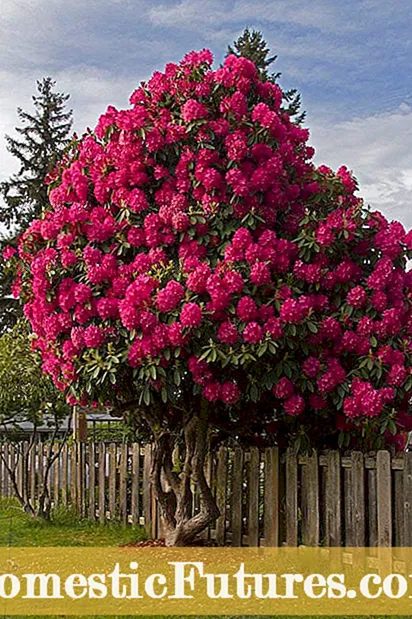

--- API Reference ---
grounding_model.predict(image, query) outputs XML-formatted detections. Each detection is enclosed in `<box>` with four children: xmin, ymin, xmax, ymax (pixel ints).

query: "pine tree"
<box><xmin>0</xmin><ymin>78</ymin><xmax>72</xmax><ymax>332</ymax></box>
<box><xmin>0</xmin><ymin>77</ymin><xmax>73</xmax><ymax>233</ymax></box>
<box><xmin>227</xmin><ymin>28</ymin><xmax>306</xmax><ymax>125</ymax></box>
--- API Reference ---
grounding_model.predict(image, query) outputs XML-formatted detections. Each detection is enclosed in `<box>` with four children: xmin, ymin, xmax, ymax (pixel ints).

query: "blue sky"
<box><xmin>1</xmin><ymin>0</ymin><xmax>411</xmax><ymax>228</ymax></box>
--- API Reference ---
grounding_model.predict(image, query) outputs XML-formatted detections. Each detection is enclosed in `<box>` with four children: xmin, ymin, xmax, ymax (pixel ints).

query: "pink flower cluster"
<box><xmin>8</xmin><ymin>48</ymin><xmax>412</xmax><ymax>449</ymax></box>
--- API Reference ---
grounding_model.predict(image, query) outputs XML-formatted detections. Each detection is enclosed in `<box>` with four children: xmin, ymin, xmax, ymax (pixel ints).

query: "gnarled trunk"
<box><xmin>150</xmin><ymin>412</ymin><xmax>219</xmax><ymax>546</ymax></box>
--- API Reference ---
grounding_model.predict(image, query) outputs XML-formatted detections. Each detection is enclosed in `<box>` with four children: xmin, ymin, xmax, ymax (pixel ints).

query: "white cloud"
<box><xmin>149</xmin><ymin>0</ymin><xmax>340</xmax><ymax>32</ymax></box>
<box><xmin>310</xmin><ymin>104</ymin><xmax>412</xmax><ymax>230</ymax></box>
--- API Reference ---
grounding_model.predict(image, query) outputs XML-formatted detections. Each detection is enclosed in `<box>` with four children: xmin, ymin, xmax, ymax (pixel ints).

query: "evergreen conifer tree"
<box><xmin>227</xmin><ymin>28</ymin><xmax>306</xmax><ymax>124</ymax></box>
<box><xmin>0</xmin><ymin>78</ymin><xmax>72</xmax><ymax>332</ymax></box>
<box><xmin>0</xmin><ymin>77</ymin><xmax>73</xmax><ymax>231</ymax></box>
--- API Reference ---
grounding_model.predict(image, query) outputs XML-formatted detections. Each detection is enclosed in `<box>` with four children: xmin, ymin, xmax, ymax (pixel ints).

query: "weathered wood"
<box><xmin>98</xmin><ymin>443</ymin><xmax>106</xmax><ymax>524</ymax></box>
<box><xmin>70</xmin><ymin>444</ymin><xmax>76</xmax><ymax>507</ymax></box>
<box><xmin>61</xmin><ymin>444</ymin><xmax>68</xmax><ymax>507</ymax></box>
<box><xmin>16</xmin><ymin>445</ymin><xmax>23</xmax><ymax>498</ymax></box>
<box><xmin>88</xmin><ymin>442</ymin><xmax>96</xmax><ymax>520</ymax></box>
<box><xmin>247</xmin><ymin>447</ymin><xmax>260</xmax><ymax>547</ymax></box>
<box><xmin>119</xmin><ymin>443</ymin><xmax>128</xmax><ymax>525</ymax></box>
<box><xmin>76</xmin><ymin>442</ymin><xmax>85</xmax><ymax>515</ymax></box>
<box><xmin>344</xmin><ymin>467</ymin><xmax>353</xmax><ymax>547</ymax></box>
<box><xmin>108</xmin><ymin>443</ymin><xmax>117</xmax><ymax>520</ymax></box>
<box><xmin>368</xmin><ymin>468</ymin><xmax>378</xmax><ymax>548</ymax></box>
<box><xmin>285</xmin><ymin>449</ymin><xmax>298</xmax><ymax>546</ymax></box>
<box><xmin>404</xmin><ymin>452</ymin><xmax>412</xmax><ymax>547</ymax></box>
<box><xmin>9</xmin><ymin>445</ymin><xmax>15</xmax><ymax>497</ymax></box>
<box><xmin>29</xmin><ymin>443</ymin><xmax>36</xmax><ymax>504</ymax></box>
<box><xmin>38</xmin><ymin>443</ymin><xmax>44</xmax><ymax>501</ymax></box>
<box><xmin>231</xmin><ymin>447</ymin><xmax>244</xmax><ymax>547</ymax></box>
<box><xmin>0</xmin><ymin>441</ymin><xmax>411</xmax><ymax>549</ymax></box>
<box><xmin>53</xmin><ymin>445</ymin><xmax>60</xmax><ymax>505</ymax></box>
<box><xmin>142</xmin><ymin>445</ymin><xmax>152</xmax><ymax>536</ymax></box>
<box><xmin>264</xmin><ymin>447</ymin><xmax>279</xmax><ymax>547</ymax></box>
<box><xmin>351</xmin><ymin>452</ymin><xmax>365</xmax><ymax>547</ymax></box>
<box><xmin>301</xmin><ymin>450</ymin><xmax>319</xmax><ymax>546</ymax></box>
<box><xmin>376</xmin><ymin>450</ymin><xmax>392</xmax><ymax>547</ymax></box>
<box><xmin>200</xmin><ymin>453</ymin><xmax>213</xmax><ymax>542</ymax></box>
<box><xmin>215</xmin><ymin>446</ymin><xmax>228</xmax><ymax>546</ymax></box>
<box><xmin>326</xmin><ymin>450</ymin><xmax>341</xmax><ymax>547</ymax></box>
<box><xmin>131</xmin><ymin>443</ymin><xmax>140</xmax><ymax>526</ymax></box>
<box><xmin>394</xmin><ymin>467</ymin><xmax>405</xmax><ymax>547</ymax></box>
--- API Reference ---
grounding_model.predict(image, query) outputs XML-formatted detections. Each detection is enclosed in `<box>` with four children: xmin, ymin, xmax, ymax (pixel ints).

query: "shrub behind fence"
<box><xmin>0</xmin><ymin>441</ymin><xmax>411</xmax><ymax>547</ymax></box>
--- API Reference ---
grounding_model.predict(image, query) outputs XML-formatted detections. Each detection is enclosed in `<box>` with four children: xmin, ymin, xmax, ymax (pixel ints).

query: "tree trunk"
<box><xmin>150</xmin><ymin>413</ymin><xmax>220</xmax><ymax>546</ymax></box>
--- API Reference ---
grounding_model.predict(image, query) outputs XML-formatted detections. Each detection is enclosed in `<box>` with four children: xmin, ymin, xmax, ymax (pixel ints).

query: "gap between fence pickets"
<box><xmin>0</xmin><ymin>442</ymin><xmax>410</xmax><ymax>548</ymax></box>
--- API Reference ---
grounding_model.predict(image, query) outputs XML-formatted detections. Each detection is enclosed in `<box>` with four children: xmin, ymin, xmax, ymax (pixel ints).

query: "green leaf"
<box><xmin>250</xmin><ymin>383</ymin><xmax>259</xmax><ymax>402</ymax></box>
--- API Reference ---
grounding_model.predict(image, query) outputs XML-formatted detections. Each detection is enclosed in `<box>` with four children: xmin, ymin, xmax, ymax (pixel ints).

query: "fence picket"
<box><xmin>0</xmin><ymin>441</ymin><xmax>409</xmax><ymax>549</ymax></box>
<box><xmin>3</xmin><ymin>444</ymin><xmax>9</xmax><ymax>496</ymax></box>
<box><xmin>326</xmin><ymin>450</ymin><xmax>341</xmax><ymax>547</ymax></box>
<box><xmin>301</xmin><ymin>450</ymin><xmax>319</xmax><ymax>546</ymax></box>
<box><xmin>119</xmin><ymin>443</ymin><xmax>128</xmax><ymax>525</ymax></box>
<box><xmin>231</xmin><ymin>447</ymin><xmax>244</xmax><ymax>547</ymax></box>
<box><xmin>88</xmin><ymin>442</ymin><xmax>96</xmax><ymax>520</ymax></box>
<box><xmin>215</xmin><ymin>446</ymin><xmax>228</xmax><ymax>546</ymax></box>
<box><xmin>53</xmin><ymin>445</ymin><xmax>60</xmax><ymax>506</ymax></box>
<box><xmin>404</xmin><ymin>452</ymin><xmax>412</xmax><ymax>547</ymax></box>
<box><xmin>131</xmin><ymin>443</ymin><xmax>140</xmax><ymax>526</ymax></box>
<box><xmin>108</xmin><ymin>443</ymin><xmax>117</xmax><ymax>520</ymax></box>
<box><xmin>142</xmin><ymin>445</ymin><xmax>153</xmax><ymax>538</ymax></box>
<box><xmin>264</xmin><ymin>447</ymin><xmax>279</xmax><ymax>547</ymax></box>
<box><xmin>61</xmin><ymin>444</ymin><xmax>68</xmax><ymax>507</ymax></box>
<box><xmin>247</xmin><ymin>447</ymin><xmax>260</xmax><ymax>547</ymax></box>
<box><xmin>29</xmin><ymin>442</ymin><xmax>36</xmax><ymax>504</ymax></box>
<box><xmin>285</xmin><ymin>449</ymin><xmax>298</xmax><ymax>546</ymax></box>
<box><xmin>98</xmin><ymin>443</ymin><xmax>106</xmax><ymax>524</ymax></box>
<box><xmin>70</xmin><ymin>444</ymin><xmax>76</xmax><ymax>507</ymax></box>
<box><xmin>376</xmin><ymin>450</ymin><xmax>392</xmax><ymax>547</ymax></box>
<box><xmin>368</xmin><ymin>468</ymin><xmax>378</xmax><ymax>548</ymax></box>
<box><xmin>351</xmin><ymin>452</ymin><xmax>365</xmax><ymax>547</ymax></box>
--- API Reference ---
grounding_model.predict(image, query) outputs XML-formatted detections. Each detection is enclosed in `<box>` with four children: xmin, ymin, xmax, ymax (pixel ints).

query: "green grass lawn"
<box><xmin>0</xmin><ymin>497</ymin><xmax>147</xmax><ymax>547</ymax></box>
<box><xmin>0</xmin><ymin>499</ymin><xmax>408</xmax><ymax>619</ymax></box>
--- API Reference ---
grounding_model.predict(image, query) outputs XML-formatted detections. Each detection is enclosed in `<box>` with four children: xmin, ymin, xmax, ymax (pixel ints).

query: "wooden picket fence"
<box><xmin>0</xmin><ymin>441</ymin><xmax>411</xmax><ymax>547</ymax></box>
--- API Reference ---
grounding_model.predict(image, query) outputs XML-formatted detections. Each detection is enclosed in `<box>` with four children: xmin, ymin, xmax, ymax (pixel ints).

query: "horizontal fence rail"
<box><xmin>0</xmin><ymin>441</ymin><xmax>411</xmax><ymax>547</ymax></box>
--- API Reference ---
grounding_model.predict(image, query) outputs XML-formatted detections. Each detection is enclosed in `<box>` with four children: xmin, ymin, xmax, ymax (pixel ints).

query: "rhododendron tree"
<box><xmin>7</xmin><ymin>50</ymin><xmax>412</xmax><ymax>544</ymax></box>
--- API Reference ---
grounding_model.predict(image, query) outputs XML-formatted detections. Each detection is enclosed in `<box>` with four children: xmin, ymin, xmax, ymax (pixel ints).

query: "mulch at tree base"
<box><xmin>121</xmin><ymin>538</ymin><xmax>218</xmax><ymax>547</ymax></box>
